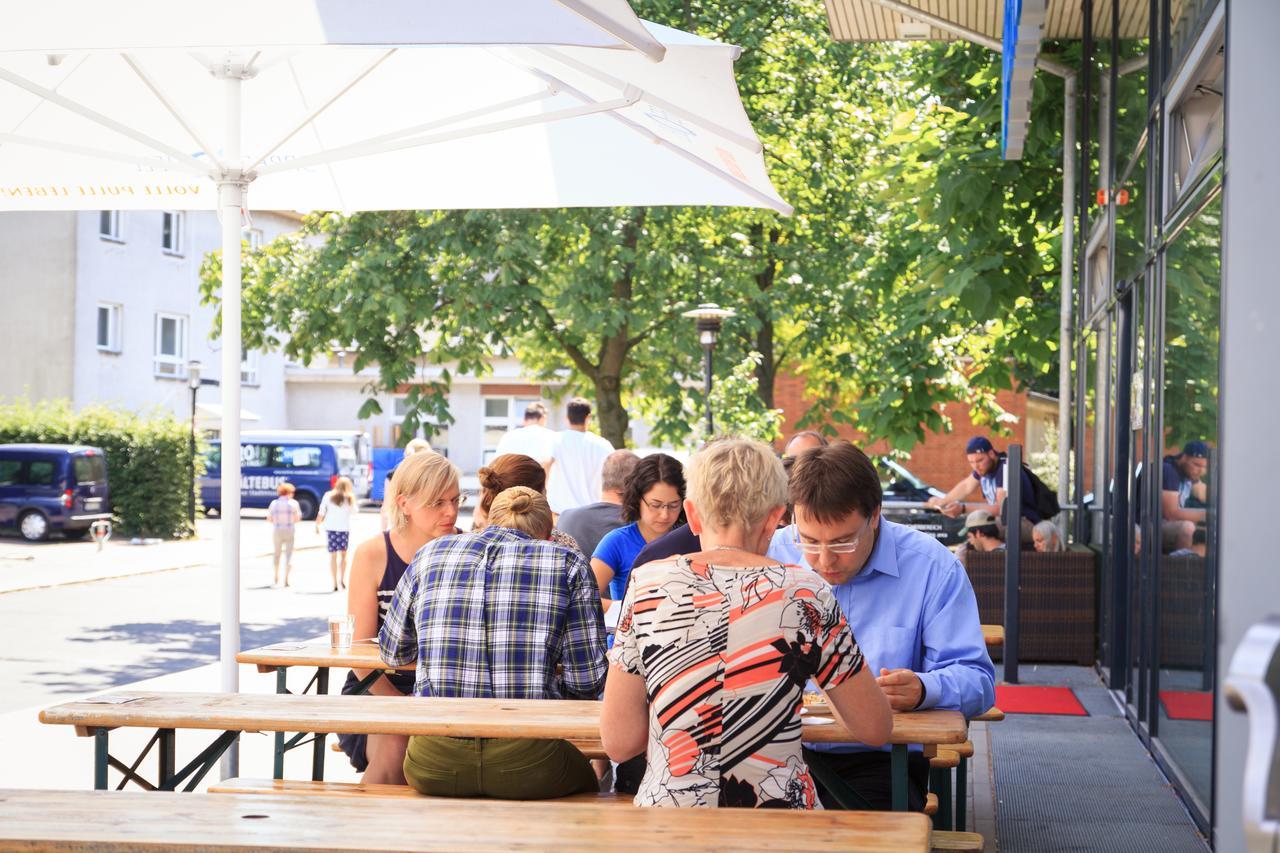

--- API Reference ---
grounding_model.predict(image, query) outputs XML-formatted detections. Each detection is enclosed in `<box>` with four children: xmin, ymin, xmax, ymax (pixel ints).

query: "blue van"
<box><xmin>201</xmin><ymin>439</ymin><xmax>354</xmax><ymax>520</ymax></box>
<box><xmin>0</xmin><ymin>444</ymin><xmax>112</xmax><ymax>541</ymax></box>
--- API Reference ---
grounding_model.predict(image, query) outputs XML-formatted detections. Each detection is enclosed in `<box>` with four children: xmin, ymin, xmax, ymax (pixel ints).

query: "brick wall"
<box><xmin>774</xmin><ymin>372</ymin><xmax>1057</xmax><ymax>491</ymax></box>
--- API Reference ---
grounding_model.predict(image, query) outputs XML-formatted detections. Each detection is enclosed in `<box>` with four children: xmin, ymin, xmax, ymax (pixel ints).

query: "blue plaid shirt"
<box><xmin>380</xmin><ymin>526</ymin><xmax>607</xmax><ymax>700</ymax></box>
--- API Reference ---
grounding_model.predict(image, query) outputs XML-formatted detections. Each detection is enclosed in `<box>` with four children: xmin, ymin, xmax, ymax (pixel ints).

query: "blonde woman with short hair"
<box><xmin>338</xmin><ymin>451</ymin><xmax>461</xmax><ymax>785</ymax></box>
<box><xmin>601</xmin><ymin>438</ymin><xmax>892</xmax><ymax>808</ymax></box>
<box><xmin>380</xmin><ymin>437</ymin><xmax>434</xmax><ymax>531</ymax></box>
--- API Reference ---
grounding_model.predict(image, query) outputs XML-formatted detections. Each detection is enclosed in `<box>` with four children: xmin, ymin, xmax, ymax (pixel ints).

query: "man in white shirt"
<box><xmin>546</xmin><ymin>397</ymin><xmax>615</xmax><ymax>514</ymax></box>
<box><xmin>494</xmin><ymin>402</ymin><xmax>556</xmax><ymax>466</ymax></box>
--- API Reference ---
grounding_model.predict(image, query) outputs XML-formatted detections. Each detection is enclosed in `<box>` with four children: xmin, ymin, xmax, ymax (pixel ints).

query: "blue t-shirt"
<box><xmin>1161</xmin><ymin>455</ymin><xmax>1193</xmax><ymax>508</ymax></box>
<box><xmin>592</xmin><ymin>522</ymin><xmax>647</xmax><ymax>601</ymax></box>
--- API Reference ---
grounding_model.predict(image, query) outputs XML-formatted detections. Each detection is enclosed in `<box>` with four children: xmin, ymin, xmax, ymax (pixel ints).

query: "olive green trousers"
<box><xmin>403</xmin><ymin>735</ymin><xmax>598</xmax><ymax>800</ymax></box>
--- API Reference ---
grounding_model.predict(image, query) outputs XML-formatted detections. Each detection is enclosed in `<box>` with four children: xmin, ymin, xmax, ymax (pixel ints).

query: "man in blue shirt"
<box><xmin>769</xmin><ymin>441</ymin><xmax>994</xmax><ymax>811</ymax></box>
<box><xmin>1158</xmin><ymin>440</ymin><xmax>1208</xmax><ymax>553</ymax></box>
<box><xmin>926</xmin><ymin>436</ymin><xmax>1041</xmax><ymax>549</ymax></box>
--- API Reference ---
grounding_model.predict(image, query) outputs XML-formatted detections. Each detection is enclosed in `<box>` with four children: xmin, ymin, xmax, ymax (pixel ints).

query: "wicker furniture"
<box><xmin>961</xmin><ymin>547</ymin><xmax>1098</xmax><ymax>665</ymax></box>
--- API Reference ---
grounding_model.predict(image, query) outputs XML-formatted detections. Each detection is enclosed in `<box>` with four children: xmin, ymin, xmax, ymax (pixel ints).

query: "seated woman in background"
<box><xmin>1032</xmin><ymin>519</ymin><xmax>1065</xmax><ymax>553</ymax></box>
<box><xmin>472</xmin><ymin>453</ymin><xmax>581</xmax><ymax>552</ymax></box>
<box><xmin>382</xmin><ymin>485</ymin><xmax>607</xmax><ymax>800</ymax></box>
<box><xmin>600</xmin><ymin>439</ymin><xmax>892</xmax><ymax>808</ymax></box>
<box><xmin>591</xmin><ymin>453</ymin><xmax>685</xmax><ymax>607</ymax></box>
<box><xmin>338</xmin><ymin>451</ymin><xmax>462</xmax><ymax>785</ymax></box>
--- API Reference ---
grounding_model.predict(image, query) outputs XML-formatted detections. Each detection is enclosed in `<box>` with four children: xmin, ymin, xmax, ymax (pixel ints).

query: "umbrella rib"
<box><xmin>246</xmin><ymin>49</ymin><xmax>397</xmax><ymax>174</ymax></box>
<box><xmin>0</xmin><ymin>66</ymin><xmax>214</xmax><ymax>179</ymax></box>
<box><xmin>0</xmin><ymin>131</ymin><xmax>201</xmax><ymax>175</ymax></box>
<box><xmin>122</xmin><ymin>54</ymin><xmax>226</xmax><ymax>174</ymax></box>
<box><xmin>528</xmin><ymin>47</ymin><xmax>764</xmax><ymax>154</ymax></box>
<box><xmin>256</xmin><ymin>90</ymin><xmax>636</xmax><ymax>178</ymax></box>
<box><xmin>552</xmin><ymin>0</ymin><xmax>666</xmax><ymax>62</ymax></box>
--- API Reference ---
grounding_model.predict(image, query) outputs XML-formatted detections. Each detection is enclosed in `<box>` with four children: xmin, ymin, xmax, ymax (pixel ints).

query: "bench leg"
<box><xmin>956</xmin><ymin>755</ymin><xmax>968</xmax><ymax>832</ymax></box>
<box><xmin>312</xmin><ymin>668</ymin><xmax>330</xmax><ymax>781</ymax></box>
<box><xmin>94</xmin><ymin>728</ymin><xmax>109</xmax><ymax>791</ymax></box>
<box><xmin>274</xmin><ymin>668</ymin><xmax>288</xmax><ymax>779</ymax></box>
<box><xmin>159</xmin><ymin>729</ymin><xmax>176</xmax><ymax>789</ymax></box>
<box><xmin>891</xmin><ymin>744</ymin><xmax>908</xmax><ymax>811</ymax></box>
<box><xmin>929</xmin><ymin>766</ymin><xmax>953</xmax><ymax>830</ymax></box>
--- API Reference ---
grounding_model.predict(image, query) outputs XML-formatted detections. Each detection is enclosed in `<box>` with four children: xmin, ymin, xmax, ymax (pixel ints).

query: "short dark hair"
<box><xmin>971</xmin><ymin>523</ymin><xmax>1002</xmax><ymax>540</ymax></box>
<box><xmin>566</xmin><ymin>397</ymin><xmax>592</xmax><ymax>426</ymax></box>
<box><xmin>788</xmin><ymin>441</ymin><xmax>882</xmax><ymax>523</ymax></box>
<box><xmin>524</xmin><ymin>402</ymin><xmax>548</xmax><ymax>422</ymax></box>
<box><xmin>621</xmin><ymin>453</ymin><xmax>686</xmax><ymax>523</ymax></box>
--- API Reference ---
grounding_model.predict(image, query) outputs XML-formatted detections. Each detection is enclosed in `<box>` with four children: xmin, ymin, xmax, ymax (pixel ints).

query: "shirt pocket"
<box><xmin>868</xmin><ymin>626</ymin><xmax>920</xmax><ymax>675</ymax></box>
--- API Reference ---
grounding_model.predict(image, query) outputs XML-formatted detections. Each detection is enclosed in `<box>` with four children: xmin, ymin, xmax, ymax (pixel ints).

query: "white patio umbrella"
<box><xmin>0</xmin><ymin>0</ymin><xmax>788</xmax><ymax>772</ymax></box>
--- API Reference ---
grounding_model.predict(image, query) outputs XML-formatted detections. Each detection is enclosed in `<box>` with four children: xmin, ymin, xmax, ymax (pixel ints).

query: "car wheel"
<box><xmin>19</xmin><ymin>511</ymin><xmax>49</xmax><ymax>542</ymax></box>
<box><xmin>296</xmin><ymin>493</ymin><xmax>318</xmax><ymax>521</ymax></box>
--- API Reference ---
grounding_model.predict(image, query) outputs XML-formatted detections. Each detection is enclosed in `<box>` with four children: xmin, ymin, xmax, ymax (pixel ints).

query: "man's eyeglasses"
<box><xmin>643</xmin><ymin>498</ymin><xmax>683</xmax><ymax>513</ymax></box>
<box><xmin>426</xmin><ymin>495</ymin><xmax>465</xmax><ymax>511</ymax></box>
<box><xmin>792</xmin><ymin>515</ymin><xmax>872</xmax><ymax>554</ymax></box>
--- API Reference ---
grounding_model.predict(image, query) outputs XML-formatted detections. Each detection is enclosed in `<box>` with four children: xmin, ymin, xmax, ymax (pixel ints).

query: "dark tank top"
<box><xmin>373</xmin><ymin>530</ymin><xmax>416</xmax><ymax>693</ymax></box>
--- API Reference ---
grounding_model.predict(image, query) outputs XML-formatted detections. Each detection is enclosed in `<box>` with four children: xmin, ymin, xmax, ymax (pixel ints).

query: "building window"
<box><xmin>153</xmin><ymin>313</ymin><xmax>187</xmax><ymax>377</ymax></box>
<box><xmin>96</xmin><ymin>303</ymin><xmax>122</xmax><ymax>353</ymax></box>
<box><xmin>248</xmin><ymin>228</ymin><xmax>264</xmax><ymax>250</ymax></box>
<box><xmin>240</xmin><ymin>348</ymin><xmax>260</xmax><ymax>386</ymax></box>
<box><xmin>480</xmin><ymin>396</ymin><xmax>542</xmax><ymax>464</ymax></box>
<box><xmin>161</xmin><ymin>211</ymin><xmax>185</xmax><ymax>256</ymax></box>
<box><xmin>98</xmin><ymin>211</ymin><xmax>123</xmax><ymax>242</ymax></box>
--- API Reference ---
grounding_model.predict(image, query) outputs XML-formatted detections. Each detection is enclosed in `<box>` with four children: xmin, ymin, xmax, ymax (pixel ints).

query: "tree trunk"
<box><xmin>752</xmin><ymin>224</ymin><xmax>781</xmax><ymax>408</ymax></box>
<box><xmin>754</xmin><ymin>310</ymin><xmax>777</xmax><ymax>408</ymax></box>
<box><xmin>593</xmin><ymin>372</ymin><xmax>629</xmax><ymax>448</ymax></box>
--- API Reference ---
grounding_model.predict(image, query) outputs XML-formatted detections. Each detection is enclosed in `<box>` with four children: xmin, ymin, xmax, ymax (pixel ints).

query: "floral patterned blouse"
<box><xmin>609</xmin><ymin>555</ymin><xmax>864</xmax><ymax>808</ymax></box>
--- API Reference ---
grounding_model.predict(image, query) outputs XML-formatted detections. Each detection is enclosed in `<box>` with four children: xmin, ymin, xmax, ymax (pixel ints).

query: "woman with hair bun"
<box><xmin>473</xmin><ymin>453</ymin><xmax>581</xmax><ymax>552</ymax></box>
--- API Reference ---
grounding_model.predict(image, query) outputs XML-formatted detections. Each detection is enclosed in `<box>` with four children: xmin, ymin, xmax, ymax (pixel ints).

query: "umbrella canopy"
<box><xmin>0</xmin><ymin>0</ymin><xmax>788</xmax><ymax>776</ymax></box>
<box><xmin>0</xmin><ymin>1</ymin><xmax>787</xmax><ymax>213</ymax></box>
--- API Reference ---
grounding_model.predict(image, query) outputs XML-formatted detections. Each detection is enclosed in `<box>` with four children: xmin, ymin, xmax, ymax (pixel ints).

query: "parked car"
<box><xmin>873</xmin><ymin>456</ymin><xmax>965</xmax><ymax>547</ymax></box>
<box><xmin>0</xmin><ymin>444</ymin><xmax>112</xmax><ymax>541</ymax></box>
<box><xmin>240</xmin><ymin>430</ymin><xmax>373</xmax><ymax>499</ymax></box>
<box><xmin>200</xmin><ymin>439</ymin><xmax>354</xmax><ymax>521</ymax></box>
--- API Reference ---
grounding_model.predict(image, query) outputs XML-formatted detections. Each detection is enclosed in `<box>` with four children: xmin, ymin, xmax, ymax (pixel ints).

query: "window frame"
<box><xmin>96</xmin><ymin>302</ymin><xmax>123</xmax><ymax>353</ymax></box>
<box><xmin>98</xmin><ymin>211</ymin><xmax>123</xmax><ymax>243</ymax></box>
<box><xmin>240</xmin><ymin>348</ymin><xmax>260</xmax><ymax>386</ymax></box>
<box><xmin>161</xmin><ymin>211</ymin><xmax>185</xmax><ymax>257</ymax></box>
<box><xmin>152</xmin><ymin>312</ymin><xmax>188</xmax><ymax>378</ymax></box>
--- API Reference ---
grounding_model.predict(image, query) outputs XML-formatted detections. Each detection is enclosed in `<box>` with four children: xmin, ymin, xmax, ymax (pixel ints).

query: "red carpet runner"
<box><xmin>1160</xmin><ymin>690</ymin><xmax>1214</xmax><ymax>721</ymax></box>
<box><xmin>994</xmin><ymin>685</ymin><xmax>1088</xmax><ymax>716</ymax></box>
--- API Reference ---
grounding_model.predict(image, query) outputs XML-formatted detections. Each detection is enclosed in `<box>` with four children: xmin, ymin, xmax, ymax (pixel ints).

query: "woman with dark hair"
<box><xmin>590</xmin><ymin>453</ymin><xmax>685</xmax><ymax>605</ymax></box>
<box><xmin>473</xmin><ymin>453</ymin><xmax>581</xmax><ymax>552</ymax></box>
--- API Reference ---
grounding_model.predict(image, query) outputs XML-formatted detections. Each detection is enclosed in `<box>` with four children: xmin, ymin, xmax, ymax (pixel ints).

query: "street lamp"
<box><xmin>681</xmin><ymin>303</ymin><xmax>736</xmax><ymax>436</ymax></box>
<box><xmin>187</xmin><ymin>361</ymin><xmax>220</xmax><ymax>526</ymax></box>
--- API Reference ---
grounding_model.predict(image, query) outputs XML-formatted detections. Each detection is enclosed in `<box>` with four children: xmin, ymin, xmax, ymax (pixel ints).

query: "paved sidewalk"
<box><xmin>0</xmin><ymin>508</ymin><xmax>385</xmax><ymax>594</ymax></box>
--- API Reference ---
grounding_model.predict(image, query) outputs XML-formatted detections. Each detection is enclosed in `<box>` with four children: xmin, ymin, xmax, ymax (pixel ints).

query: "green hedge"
<box><xmin>0</xmin><ymin>399</ymin><xmax>201</xmax><ymax>539</ymax></box>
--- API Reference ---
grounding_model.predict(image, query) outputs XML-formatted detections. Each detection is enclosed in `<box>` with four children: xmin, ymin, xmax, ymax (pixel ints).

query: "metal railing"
<box><xmin>1225</xmin><ymin>616</ymin><xmax>1280</xmax><ymax>853</ymax></box>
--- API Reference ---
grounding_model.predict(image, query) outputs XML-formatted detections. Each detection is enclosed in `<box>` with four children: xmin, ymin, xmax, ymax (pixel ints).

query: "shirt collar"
<box><xmin>857</xmin><ymin>517</ymin><xmax>900</xmax><ymax>579</ymax></box>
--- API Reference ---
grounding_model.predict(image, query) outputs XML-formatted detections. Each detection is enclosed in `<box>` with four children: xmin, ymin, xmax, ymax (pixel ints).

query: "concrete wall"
<box><xmin>0</xmin><ymin>212</ymin><xmax>77</xmax><ymax>401</ymax></box>
<box><xmin>1215</xmin><ymin>0</ymin><xmax>1280</xmax><ymax>849</ymax></box>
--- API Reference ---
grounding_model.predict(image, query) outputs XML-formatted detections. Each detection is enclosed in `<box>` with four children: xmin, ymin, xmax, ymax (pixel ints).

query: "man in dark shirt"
<box><xmin>555</xmin><ymin>450</ymin><xmax>638</xmax><ymax>558</ymax></box>
<box><xmin>1159</xmin><ymin>440</ymin><xmax>1209</xmax><ymax>553</ymax></box>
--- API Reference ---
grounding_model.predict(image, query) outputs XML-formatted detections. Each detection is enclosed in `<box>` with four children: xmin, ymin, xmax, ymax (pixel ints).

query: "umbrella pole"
<box><xmin>217</xmin><ymin>72</ymin><xmax>245</xmax><ymax>780</ymax></box>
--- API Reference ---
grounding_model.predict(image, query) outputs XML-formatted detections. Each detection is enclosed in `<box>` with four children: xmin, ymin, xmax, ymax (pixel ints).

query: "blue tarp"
<box><xmin>370</xmin><ymin>447</ymin><xmax>406</xmax><ymax>501</ymax></box>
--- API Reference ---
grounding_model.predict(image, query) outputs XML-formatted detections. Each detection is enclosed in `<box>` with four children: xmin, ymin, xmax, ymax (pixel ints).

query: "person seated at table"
<box><xmin>591</xmin><ymin>453</ymin><xmax>685</xmax><ymax>609</ymax></box>
<box><xmin>961</xmin><ymin>509</ymin><xmax>1006</xmax><ymax>552</ymax></box>
<box><xmin>381</xmin><ymin>486</ymin><xmax>607</xmax><ymax>800</ymax></box>
<box><xmin>600</xmin><ymin>439</ymin><xmax>892</xmax><ymax>808</ymax></box>
<box><xmin>1032</xmin><ymin>519</ymin><xmax>1065</xmax><ymax>553</ymax></box>
<box><xmin>769</xmin><ymin>441</ymin><xmax>995</xmax><ymax>812</ymax></box>
<box><xmin>471</xmin><ymin>452</ymin><xmax>581</xmax><ymax>552</ymax></box>
<box><xmin>339</xmin><ymin>451</ymin><xmax>462</xmax><ymax>785</ymax></box>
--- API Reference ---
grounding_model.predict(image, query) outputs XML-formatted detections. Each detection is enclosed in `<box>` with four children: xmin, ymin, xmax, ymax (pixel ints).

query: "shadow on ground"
<box><xmin>32</xmin><ymin>618</ymin><xmax>329</xmax><ymax>696</ymax></box>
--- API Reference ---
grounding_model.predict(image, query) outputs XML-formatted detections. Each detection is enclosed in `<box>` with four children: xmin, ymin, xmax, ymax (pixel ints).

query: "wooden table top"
<box><xmin>983</xmin><ymin>624</ymin><xmax>1004</xmax><ymax>646</ymax></box>
<box><xmin>0</xmin><ymin>789</ymin><xmax>932</xmax><ymax>852</ymax></box>
<box><xmin>40</xmin><ymin>692</ymin><xmax>967</xmax><ymax>747</ymax></box>
<box><xmin>237</xmin><ymin>639</ymin><xmax>413</xmax><ymax>672</ymax></box>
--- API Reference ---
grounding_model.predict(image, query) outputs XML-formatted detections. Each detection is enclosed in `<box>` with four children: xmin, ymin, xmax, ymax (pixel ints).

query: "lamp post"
<box><xmin>187</xmin><ymin>361</ymin><xmax>220</xmax><ymax>526</ymax></box>
<box><xmin>681</xmin><ymin>303</ymin><xmax>735</xmax><ymax>436</ymax></box>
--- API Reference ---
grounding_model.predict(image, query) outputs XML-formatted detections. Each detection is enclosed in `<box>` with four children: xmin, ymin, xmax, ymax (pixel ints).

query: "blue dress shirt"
<box><xmin>768</xmin><ymin>519</ymin><xmax>995</xmax><ymax>752</ymax></box>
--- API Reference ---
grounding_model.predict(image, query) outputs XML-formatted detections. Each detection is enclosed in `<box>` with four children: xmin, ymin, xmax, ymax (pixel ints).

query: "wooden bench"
<box><xmin>982</xmin><ymin>624</ymin><xmax>1004</xmax><ymax>648</ymax></box>
<box><xmin>931</xmin><ymin>830</ymin><xmax>985</xmax><ymax>851</ymax></box>
<box><xmin>0</xmin><ymin>788</ymin><xmax>935</xmax><ymax>852</ymax></box>
<box><xmin>40</xmin><ymin>691</ymin><xmax>967</xmax><ymax>813</ymax></box>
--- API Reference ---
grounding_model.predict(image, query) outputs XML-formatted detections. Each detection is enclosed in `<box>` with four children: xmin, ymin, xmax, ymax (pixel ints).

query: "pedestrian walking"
<box><xmin>266</xmin><ymin>482</ymin><xmax>302</xmax><ymax>587</ymax></box>
<box><xmin>317</xmin><ymin>476</ymin><xmax>355</xmax><ymax>592</ymax></box>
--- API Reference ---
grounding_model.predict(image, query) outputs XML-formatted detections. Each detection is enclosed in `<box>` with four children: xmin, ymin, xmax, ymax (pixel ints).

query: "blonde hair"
<box><xmin>405</xmin><ymin>437</ymin><xmax>432</xmax><ymax>455</ymax></box>
<box><xmin>388</xmin><ymin>451</ymin><xmax>459</xmax><ymax>531</ymax></box>
<box><xmin>328</xmin><ymin>476</ymin><xmax>354</xmax><ymax>507</ymax></box>
<box><xmin>686</xmin><ymin>438</ymin><xmax>787</xmax><ymax>534</ymax></box>
<box><xmin>486</xmin><ymin>486</ymin><xmax>553</xmax><ymax>540</ymax></box>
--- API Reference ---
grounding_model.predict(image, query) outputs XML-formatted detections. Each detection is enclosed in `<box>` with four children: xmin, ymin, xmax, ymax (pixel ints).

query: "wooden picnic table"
<box><xmin>40</xmin><ymin>691</ymin><xmax>967</xmax><ymax>811</ymax></box>
<box><xmin>983</xmin><ymin>624</ymin><xmax>1004</xmax><ymax>647</ymax></box>
<box><xmin>0</xmin><ymin>788</ymin><xmax>933</xmax><ymax>852</ymax></box>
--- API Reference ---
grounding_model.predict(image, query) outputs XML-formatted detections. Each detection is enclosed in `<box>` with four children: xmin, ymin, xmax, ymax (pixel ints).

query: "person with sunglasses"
<box><xmin>768</xmin><ymin>440</ymin><xmax>994</xmax><ymax>813</ymax></box>
<box><xmin>338</xmin><ymin>450</ymin><xmax>463</xmax><ymax>785</ymax></box>
<box><xmin>590</xmin><ymin>453</ymin><xmax>686</xmax><ymax>608</ymax></box>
